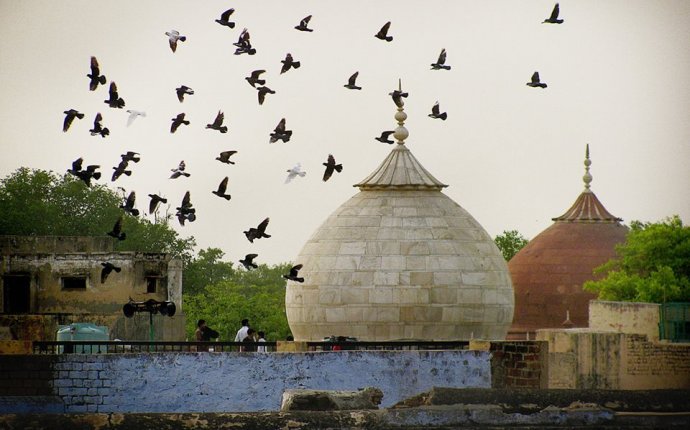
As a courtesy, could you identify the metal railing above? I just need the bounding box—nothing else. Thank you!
[32,340,469,354]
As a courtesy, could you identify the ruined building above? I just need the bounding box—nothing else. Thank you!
[0,236,184,341]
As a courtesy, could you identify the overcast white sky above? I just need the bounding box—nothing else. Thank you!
[1,1,689,265]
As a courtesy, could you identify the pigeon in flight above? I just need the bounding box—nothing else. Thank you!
[285,163,306,184]
[543,3,564,24]
[176,85,194,102]
[100,262,121,284]
[280,53,301,74]
[344,72,362,90]
[111,159,131,182]
[270,118,293,143]
[87,56,107,91]
[175,191,196,225]
[389,89,409,108]
[257,86,276,105]
[283,264,304,283]
[68,160,101,187]
[430,48,451,70]
[107,216,126,240]
[212,177,231,200]
[67,158,84,177]
[216,150,238,165]
[165,30,186,52]
[126,110,146,127]
[170,160,191,179]
[170,113,190,133]
[215,8,235,28]
[206,111,228,133]
[244,217,271,243]
[428,102,447,120]
[245,70,266,88]
[375,21,393,42]
[89,113,110,138]
[148,193,167,214]
[294,15,313,32]
[322,154,343,182]
[239,254,259,270]
[233,28,256,55]
[104,82,125,109]
[120,191,140,216]
[121,151,140,163]
[375,131,395,144]
[63,109,84,132]
[526,71,547,88]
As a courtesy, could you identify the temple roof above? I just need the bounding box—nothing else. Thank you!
[552,144,622,224]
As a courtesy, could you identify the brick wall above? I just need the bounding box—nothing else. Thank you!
[486,341,548,388]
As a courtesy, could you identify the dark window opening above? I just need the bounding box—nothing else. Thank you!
[62,277,87,290]
[146,277,158,293]
[3,275,31,314]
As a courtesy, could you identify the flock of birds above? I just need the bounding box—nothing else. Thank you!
[59,3,564,286]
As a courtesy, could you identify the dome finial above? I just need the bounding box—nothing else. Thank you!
[583,144,592,191]
[391,79,409,145]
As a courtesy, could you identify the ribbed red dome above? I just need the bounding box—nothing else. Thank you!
[508,190,628,340]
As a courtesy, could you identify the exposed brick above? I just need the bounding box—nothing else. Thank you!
[87,404,98,412]
[87,370,99,379]
[68,370,87,379]
[83,379,102,388]
[67,405,87,413]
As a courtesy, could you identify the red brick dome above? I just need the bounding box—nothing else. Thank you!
[507,146,628,339]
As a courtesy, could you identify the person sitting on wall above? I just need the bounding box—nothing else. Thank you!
[257,330,267,352]
[242,328,257,352]
[195,319,219,351]
[234,318,250,342]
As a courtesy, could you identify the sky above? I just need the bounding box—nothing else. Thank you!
[1,1,689,265]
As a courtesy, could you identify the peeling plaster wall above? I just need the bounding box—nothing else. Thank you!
[2,350,491,413]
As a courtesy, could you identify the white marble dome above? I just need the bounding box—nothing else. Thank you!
[285,108,513,341]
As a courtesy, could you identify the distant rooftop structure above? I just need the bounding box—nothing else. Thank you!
[508,146,628,340]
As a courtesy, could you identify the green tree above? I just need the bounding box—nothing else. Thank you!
[183,257,293,341]
[494,229,529,261]
[0,167,194,260]
[584,215,690,303]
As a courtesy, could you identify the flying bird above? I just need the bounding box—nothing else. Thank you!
[239,254,259,270]
[206,111,228,133]
[212,177,231,200]
[165,30,186,52]
[120,191,139,216]
[245,70,266,88]
[111,159,131,182]
[233,28,256,55]
[175,191,196,225]
[282,264,304,283]
[375,21,393,42]
[244,217,271,243]
[148,194,167,214]
[543,3,564,24]
[63,109,84,132]
[126,110,146,127]
[216,150,238,165]
[322,154,343,182]
[87,56,107,91]
[430,48,451,70]
[100,262,121,284]
[121,151,140,163]
[344,72,362,90]
[175,85,194,102]
[257,86,275,105]
[428,102,447,120]
[89,113,110,138]
[270,118,292,143]
[69,162,101,187]
[389,89,409,108]
[170,160,190,179]
[215,8,235,28]
[294,15,313,32]
[280,53,301,74]
[67,158,84,177]
[285,163,306,184]
[375,131,395,144]
[170,113,190,133]
[107,216,126,240]
[104,82,125,109]
[526,71,547,88]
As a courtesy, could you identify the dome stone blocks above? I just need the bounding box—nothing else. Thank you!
[286,190,514,341]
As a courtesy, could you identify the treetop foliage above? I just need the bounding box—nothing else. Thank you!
[584,215,690,303]
[494,229,529,261]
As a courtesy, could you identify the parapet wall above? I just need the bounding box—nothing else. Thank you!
[588,300,660,341]
[0,350,491,413]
